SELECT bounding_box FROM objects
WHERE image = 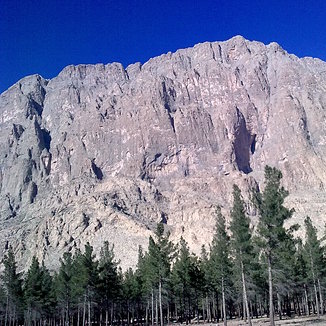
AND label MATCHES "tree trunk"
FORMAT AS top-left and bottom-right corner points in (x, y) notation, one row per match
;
(83, 295), (86, 326)
(222, 277), (227, 326)
(241, 263), (252, 326)
(259, 300), (263, 318)
(310, 254), (320, 317)
(301, 296), (306, 315)
(293, 296), (297, 316)
(159, 281), (163, 326)
(250, 300), (255, 319)
(67, 302), (70, 326)
(237, 304), (241, 321)
(267, 255), (275, 326)
(151, 290), (154, 326)
(202, 298), (205, 322)
(318, 278), (323, 315)
(155, 295), (158, 326)
(127, 302), (130, 326)
(212, 294), (216, 321)
(304, 285), (309, 315)
(105, 309), (108, 326)
(111, 303), (114, 326)
(242, 294), (246, 321)
(4, 295), (8, 326)
(88, 299), (91, 326)
(313, 280), (320, 317)
(206, 296), (210, 322)
(277, 292), (282, 320)
(286, 294), (291, 317)
(146, 300), (149, 326)
(77, 305), (80, 326)
(167, 302), (170, 325)
(175, 302), (177, 320)
(188, 298), (191, 324)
